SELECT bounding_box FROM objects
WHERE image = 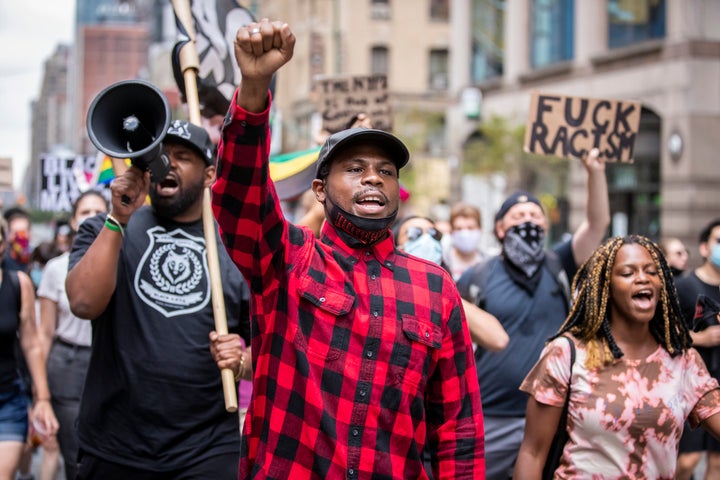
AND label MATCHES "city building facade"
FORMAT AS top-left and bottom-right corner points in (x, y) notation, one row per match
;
(451, 0), (720, 258)
(22, 0), (719, 256)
